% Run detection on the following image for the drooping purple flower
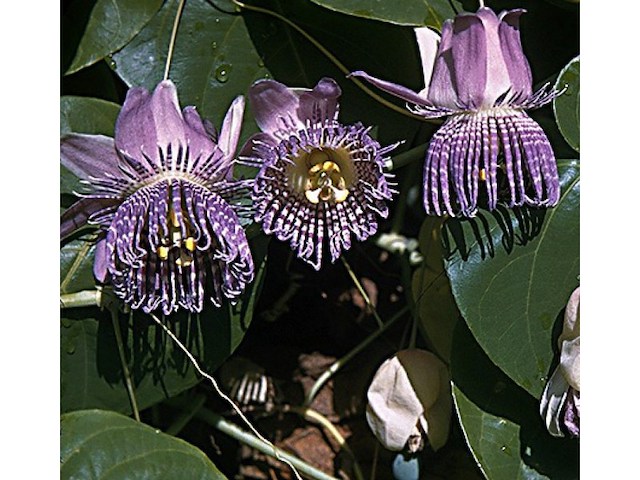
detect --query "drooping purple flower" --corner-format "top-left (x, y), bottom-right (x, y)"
top-left (243, 78), bottom-right (396, 270)
top-left (351, 7), bottom-right (562, 217)
top-left (61, 80), bottom-right (254, 315)
top-left (540, 287), bottom-right (580, 438)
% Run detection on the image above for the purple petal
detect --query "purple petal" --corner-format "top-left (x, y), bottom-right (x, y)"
top-left (217, 96), bottom-right (245, 179)
top-left (474, 7), bottom-right (512, 106)
top-left (60, 197), bottom-right (120, 239)
top-left (297, 77), bottom-right (342, 124)
top-left (451, 13), bottom-right (487, 109)
top-left (349, 70), bottom-right (430, 107)
top-left (61, 134), bottom-right (121, 180)
top-left (93, 238), bottom-right (109, 283)
top-left (248, 79), bottom-right (303, 137)
top-left (426, 21), bottom-right (458, 109)
top-left (414, 27), bottom-right (440, 95)
top-left (498, 10), bottom-right (533, 99)
top-left (115, 80), bottom-right (215, 169)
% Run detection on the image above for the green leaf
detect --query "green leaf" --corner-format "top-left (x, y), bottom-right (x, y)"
top-left (309, 0), bottom-right (462, 29)
top-left (60, 96), bottom-right (120, 137)
top-left (412, 217), bottom-right (460, 362)
top-left (60, 235), bottom-right (270, 415)
top-left (61, 409), bottom-right (227, 479)
top-left (60, 96), bottom-right (120, 197)
top-left (60, 238), bottom-right (99, 294)
top-left (443, 160), bottom-right (580, 398)
top-left (451, 321), bottom-right (578, 480)
top-left (553, 56), bottom-right (580, 153)
top-left (112, 0), bottom-right (269, 147)
top-left (66, 0), bottom-right (163, 75)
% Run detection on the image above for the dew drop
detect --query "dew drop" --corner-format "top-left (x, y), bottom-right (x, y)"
top-left (215, 64), bottom-right (232, 83)
top-left (211, 41), bottom-right (218, 50)
top-left (65, 341), bottom-right (76, 355)
top-left (257, 58), bottom-right (265, 68)
top-left (215, 17), bottom-right (221, 23)
top-left (500, 445), bottom-right (512, 456)
top-left (105, 55), bottom-right (117, 70)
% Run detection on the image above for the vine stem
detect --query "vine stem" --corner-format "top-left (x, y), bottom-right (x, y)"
top-left (164, 0), bottom-right (188, 80)
top-left (230, 0), bottom-right (436, 123)
top-left (340, 256), bottom-right (383, 328)
top-left (149, 313), bottom-right (303, 480)
top-left (188, 406), bottom-right (341, 480)
top-left (479, 0), bottom-right (486, 8)
top-left (111, 310), bottom-right (141, 421)
top-left (303, 305), bottom-right (410, 407)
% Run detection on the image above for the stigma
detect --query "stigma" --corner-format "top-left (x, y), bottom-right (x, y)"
top-left (301, 149), bottom-right (350, 204)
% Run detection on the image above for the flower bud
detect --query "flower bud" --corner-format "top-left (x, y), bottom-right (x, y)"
top-left (366, 349), bottom-right (452, 452)
top-left (540, 287), bottom-right (580, 437)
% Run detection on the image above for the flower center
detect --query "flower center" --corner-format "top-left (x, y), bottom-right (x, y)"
top-left (156, 206), bottom-right (197, 267)
top-left (288, 148), bottom-right (352, 204)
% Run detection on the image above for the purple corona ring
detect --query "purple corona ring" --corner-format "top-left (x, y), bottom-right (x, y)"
top-left (243, 78), bottom-right (397, 270)
top-left (351, 7), bottom-right (562, 217)
top-left (60, 80), bottom-right (254, 315)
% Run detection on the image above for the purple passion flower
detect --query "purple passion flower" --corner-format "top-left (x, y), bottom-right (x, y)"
top-left (351, 7), bottom-right (561, 217)
top-left (243, 78), bottom-right (396, 270)
top-left (60, 80), bottom-right (254, 315)
top-left (540, 287), bottom-right (580, 438)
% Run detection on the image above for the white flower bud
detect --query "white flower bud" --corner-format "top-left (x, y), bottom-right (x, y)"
top-left (366, 349), bottom-right (452, 452)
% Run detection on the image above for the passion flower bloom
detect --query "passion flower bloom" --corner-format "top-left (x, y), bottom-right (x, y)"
top-left (540, 287), bottom-right (580, 438)
top-left (366, 349), bottom-right (452, 452)
top-left (243, 78), bottom-right (396, 270)
top-left (351, 7), bottom-right (561, 217)
top-left (60, 80), bottom-right (254, 315)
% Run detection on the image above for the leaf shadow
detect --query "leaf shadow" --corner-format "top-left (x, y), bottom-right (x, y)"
top-left (442, 205), bottom-right (547, 262)
top-left (451, 320), bottom-right (578, 479)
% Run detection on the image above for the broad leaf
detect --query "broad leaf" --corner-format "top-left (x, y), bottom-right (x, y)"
top-left (60, 238), bottom-right (99, 295)
top-left (309, 0), bottom-right (462, 29)
top-left (61, 409), bottom-right (227, 479)
top-left (412, 217), bottom-right (460, 363)
top-left (60, 96), bottom-right (120, 137)
top-left (553, 56), bottom-right (580, 153)
top-left (66, 0), bottom-right (163, 75)
top-left (60, 235), bottom-right (269, 415)
top-left (451, 321), bottom-right (578, 480)
top-left (443, 160), bottom-right (580, 398)
top-left (112, 0), bottom-right (269, 147)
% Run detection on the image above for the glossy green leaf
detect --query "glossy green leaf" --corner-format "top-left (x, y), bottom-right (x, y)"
top-left (60, 235), bottom-right (269, 415)
top-left (412, 217), bottom-right (460, 362)
top-left (60, 238), bottom-right (99, 295)
top-left (553, 56), bottom-right (580, 153)
top-left (112, 0), bottom-right (269, 147)
top-left (66, 0), bottom-right (163, 75)
top-left (443, 160), bottom-right (580, 398)
top-left (60, 96), bottom-right (120, 137)
top-left (309, 0), bottom-right (462, 29)
top-left (61, 409), bottom-right (227, 479)
top-left (451, 321), bottom-right (578, 480)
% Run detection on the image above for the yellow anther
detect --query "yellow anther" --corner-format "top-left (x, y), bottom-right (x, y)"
top-left (479, 168), bottom-right (487, 181)
top-left (184, 237), bottom-right (196, 252)
top-left (157, 245), bottom-right (169, 260)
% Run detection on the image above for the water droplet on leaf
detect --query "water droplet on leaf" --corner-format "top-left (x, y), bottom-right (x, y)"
top-left (106, 55), bottom-right (117, 70)
top-left (211, 41), bottom-right (218, 50)
top-left (257, 58), bottom-right (265, 68)
top-left (215, 64), bottom-right (232, 83)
